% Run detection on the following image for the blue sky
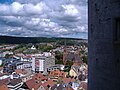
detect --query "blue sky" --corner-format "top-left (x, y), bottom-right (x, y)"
top-left (0, 0), bottom-right (13, 4)
top-left (0, 0), bottom-right (88, 39)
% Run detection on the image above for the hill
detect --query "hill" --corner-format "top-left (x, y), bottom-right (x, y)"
top-left (0, 36), bottom-right (87, 44)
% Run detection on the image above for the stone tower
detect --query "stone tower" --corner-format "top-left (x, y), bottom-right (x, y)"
top-left (88, 0), bottom-right (120, 90)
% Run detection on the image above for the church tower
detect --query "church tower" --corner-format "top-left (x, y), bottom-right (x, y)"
top-left (63, 39), bottom-right (68, 65)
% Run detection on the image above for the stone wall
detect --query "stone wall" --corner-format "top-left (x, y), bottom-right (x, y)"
top-left (88, 0), bottom-right (120, 90)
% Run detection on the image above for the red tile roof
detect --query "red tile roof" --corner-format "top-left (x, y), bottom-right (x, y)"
top-left (0, 84), bottom-right (9, 90)
top-left (42, 80), bottom-right (55, 87)
top-left (15, 69), bottom-right (27, 75)
top-left (32, 73), bottom-right (47, 81)
top-left (26, 79), bottom-right (42, 90)
top-left (63, 78), bottom-right (75, 84)
top-left (0, 78), bottom-right (10, 85)
top-left (50, 70), bottom-right (67, 78)
top-left (79, 82), bottom-right (87, 90)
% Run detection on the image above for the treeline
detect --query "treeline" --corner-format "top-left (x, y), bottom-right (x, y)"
top-left (0, 36), bottom-right (85, 44)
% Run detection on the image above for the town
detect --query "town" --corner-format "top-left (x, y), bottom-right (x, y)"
top-left (0, 40), bottom-right (88, 90)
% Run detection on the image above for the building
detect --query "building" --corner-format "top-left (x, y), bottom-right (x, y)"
top-left (47, 64), bottom-right (65, 72)
top-left (31, 45), bottom-right (36, 50)
top-left (32, 57), bottom-right (45, 73)
top-left (88, 0), bottom-right (120, 90)
top-left (32, 53), bottom-right (55, 73)
top-left (3, 58), bottom-right (31, 73)
top-left (49, 70), bottom-right (67, 81)
top-left (0, 84), bottom-right (9, 90)
top-left (7, 78), bottom-right (23, 90)
top-left (23, 78), bottom-right (42, 90)
top-left (78, 81), bottom-right (87, 90)
top-left (16, 61), bottom-right (32, 69)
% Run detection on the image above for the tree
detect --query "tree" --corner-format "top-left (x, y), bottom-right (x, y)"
top-left (82, 56), bottom-right (88, 64)
top-left (5, 54), bottom-right (12, 58)
top-left (55, 51), bottom-right (63, 64)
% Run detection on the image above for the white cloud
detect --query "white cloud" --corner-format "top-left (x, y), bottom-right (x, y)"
top-left (62, 4), bottom-right (79, 16)
top-left (0, 0), bottom-right (88, 39)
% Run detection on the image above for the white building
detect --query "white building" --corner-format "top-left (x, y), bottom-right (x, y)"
top-left (16, 61), bottom-right (32, 70)
top-left (32, 53), bottom-right (55, 73)
top-left (32, 57), bottom-right (45, 73)
top-left (31, 45), bottom-right (36, 50)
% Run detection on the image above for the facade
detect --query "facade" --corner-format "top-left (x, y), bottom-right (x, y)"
top-left (32, 57), bottom-right (45, 73)
top-left (47, 64), bottom-right (65, 72)
top-left (7, 78), bottom-right (23, 90)
top-left (3, 59), bottom-right (31, 73)
top-left (88, 0), bottom-right (120, 90)
top-left (69, 68), bottom-right (78, 77)
top-left (16, 61), bottom-right (32, 69)
top-left (32, 54), bottom-right (55, 73)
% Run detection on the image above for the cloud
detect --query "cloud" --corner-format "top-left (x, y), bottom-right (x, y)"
top-left (0, 0), bottom-right (88, 39)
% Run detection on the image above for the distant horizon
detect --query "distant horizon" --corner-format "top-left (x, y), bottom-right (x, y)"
top-left (0, 0), bottom-right (88, 39)
top-left (0, 35), bottom-right (88, 40)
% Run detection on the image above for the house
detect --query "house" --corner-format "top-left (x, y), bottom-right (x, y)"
top-left (69, 65), bottom-right (80, 77)
top-left (62, 78), bottom-right (75, 85)
top-left (20, 55), bottom-right (32, 62)
top-left (22, 73), bottom-right (48, 90)
top-left (3, 59), bottom-right (32, 74)
top-left (69, 62), bottom-right (87, 78)
top-left (32, 73), bottom-right (47, 82)
top-left (22, 78), bottom-right (42, 90)
top-left (49, 70), bottom-right (67, 81)
top-left (47, 64), bottom-right (65, 72)
top-left (7, 78), bottom-right (23, 90)
top-left (15, 69), bottom-right (33, 82)
top-left (51, 84), bottom-right (73, 90)
top-left (78, 81), bottom-right (87, 90)
top-left (42, 80), bottom-right (55, 90)
top-left (0, 77), bottom-right (10, 85)
top-left (51, 84), bottom-right (64, 90)
top-left (31, 45), bottom-right (36, 50)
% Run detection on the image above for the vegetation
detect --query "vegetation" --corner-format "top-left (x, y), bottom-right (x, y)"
top-left (0, 36), bottom-right (85, 44)
top-left (64, 60), bottom-right (73, 72)
top-left (38, 45), bottom-right (54, 52)
top-left (5, 54), bottom-right (12, 58)
top-left (82, 55), bottom-right (88, 64)
top-left (55, 51), bottom-right (63, 64)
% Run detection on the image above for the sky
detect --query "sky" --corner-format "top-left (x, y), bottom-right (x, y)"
top-left (0, 0), bottom-right (88, 39)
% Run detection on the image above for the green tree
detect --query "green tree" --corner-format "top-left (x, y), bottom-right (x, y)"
top-left (55, 51), bottom-right (63, 64)
top-left (82, 55), bottom-right (88, 64)
top-left (5, 54), bottom-right (12, 58)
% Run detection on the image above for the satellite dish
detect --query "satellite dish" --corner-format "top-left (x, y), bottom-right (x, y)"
top-left (0, 60), bottom-right (2, 66)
